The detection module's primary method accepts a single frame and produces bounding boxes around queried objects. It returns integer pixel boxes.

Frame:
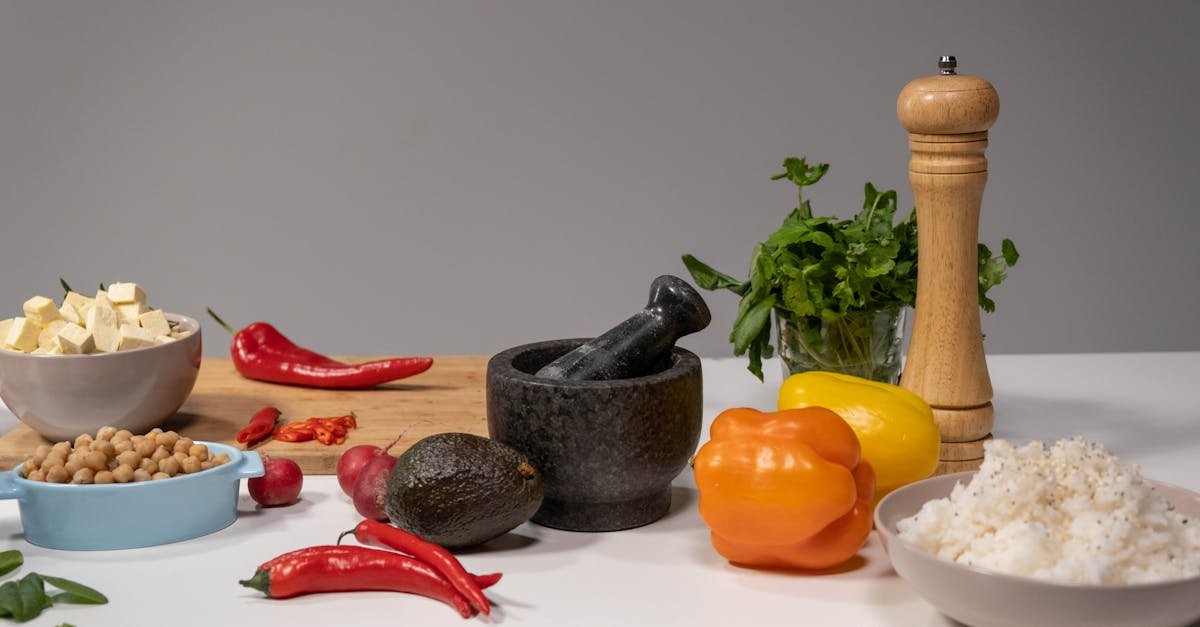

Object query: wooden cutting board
[0,356,490,474]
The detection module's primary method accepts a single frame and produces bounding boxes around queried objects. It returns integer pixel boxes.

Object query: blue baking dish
[0,441,263,550]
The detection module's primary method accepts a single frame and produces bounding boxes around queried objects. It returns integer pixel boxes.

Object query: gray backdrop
[2,1,1197,363]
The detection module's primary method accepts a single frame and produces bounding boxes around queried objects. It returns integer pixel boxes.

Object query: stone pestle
[536,275,711,381]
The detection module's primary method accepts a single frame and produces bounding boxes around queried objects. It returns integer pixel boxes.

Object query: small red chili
[237,406,281,446]
[339,519,491,616]
[240,545,475,618]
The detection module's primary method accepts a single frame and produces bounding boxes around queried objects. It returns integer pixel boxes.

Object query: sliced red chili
[237,406,281,446]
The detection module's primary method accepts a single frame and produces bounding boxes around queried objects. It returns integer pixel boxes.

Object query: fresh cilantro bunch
[683,157,1018,380]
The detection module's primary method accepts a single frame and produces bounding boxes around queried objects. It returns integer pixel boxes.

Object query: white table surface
[2,352,1198,627]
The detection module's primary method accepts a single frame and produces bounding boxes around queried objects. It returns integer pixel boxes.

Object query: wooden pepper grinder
[897,56,999,474]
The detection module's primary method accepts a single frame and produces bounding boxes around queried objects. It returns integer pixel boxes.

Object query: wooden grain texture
[0,357,489,474]
[940,433,992,461]
[933,458,983,476]
[897,65,999,444]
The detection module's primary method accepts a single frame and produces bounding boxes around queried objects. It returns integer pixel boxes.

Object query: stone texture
[487,339,703,532]
[535,275,710,381]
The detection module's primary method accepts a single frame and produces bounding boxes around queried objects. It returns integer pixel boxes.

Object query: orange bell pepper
[693,406,875,570]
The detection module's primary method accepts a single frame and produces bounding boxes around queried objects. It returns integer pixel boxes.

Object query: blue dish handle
[0,472,24,500]
[236,451,265,480]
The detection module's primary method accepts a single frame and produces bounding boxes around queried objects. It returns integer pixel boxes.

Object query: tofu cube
[38,320,68,350]
[115,302,147,326]
[63,291,93,313]
[139,309,171,337]
[59,304,82,325]
[5,318,42,352]
[31,343,63,355]
[22,296,62,327]
[85,305,120,353]
[154,335,175,345]
[118,324,156,351]
[0,320,12,346]
[56,323,95,355]
[107,283,146,305]
[94,290,115,310]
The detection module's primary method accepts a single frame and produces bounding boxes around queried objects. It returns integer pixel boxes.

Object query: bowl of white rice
[874,438,1200,627]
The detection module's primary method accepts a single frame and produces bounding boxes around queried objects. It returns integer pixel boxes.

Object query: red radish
[248,455,304,507]
[352,454,397,520]
[336,434,402,497]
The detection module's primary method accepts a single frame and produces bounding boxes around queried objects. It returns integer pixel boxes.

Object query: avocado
[384,432,543,549]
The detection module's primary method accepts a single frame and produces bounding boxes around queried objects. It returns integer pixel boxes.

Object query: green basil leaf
[0,573,53,622]
[0,550,22,578]
[732,294,776,355]
[680,255,749,296]
[1001,238,1019,266]
[41,575,108,605]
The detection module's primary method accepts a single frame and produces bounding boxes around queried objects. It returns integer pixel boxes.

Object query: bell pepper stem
[206,307,238,336]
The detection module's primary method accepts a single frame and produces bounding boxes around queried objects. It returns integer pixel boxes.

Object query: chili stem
[206,307,238,335]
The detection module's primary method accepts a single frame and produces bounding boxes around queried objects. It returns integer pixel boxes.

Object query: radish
[248,455,303,507]
[336,434,402,497]
[352,454,397,520]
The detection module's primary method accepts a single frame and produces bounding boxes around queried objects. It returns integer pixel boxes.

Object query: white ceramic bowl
[875,472,1200,627]
[0,314,202,441]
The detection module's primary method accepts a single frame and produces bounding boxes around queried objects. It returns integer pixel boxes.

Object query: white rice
[896,437,1200,585]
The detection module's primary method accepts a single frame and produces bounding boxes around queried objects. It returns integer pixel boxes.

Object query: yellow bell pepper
[778,372,939,496]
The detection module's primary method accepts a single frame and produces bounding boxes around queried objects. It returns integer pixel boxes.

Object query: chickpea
[74,433,94,450]
[139,458,159,474]
[212,454,231,465]
[134,439,156,458]
[45,466,70,483]
[112,464,134,483]
[113,429,133,442]
[188,444,209,462]
[32,444,51,465]
[96,425,117,441]
[84,450,108,472]
[43,452,66,468]
[200,461,214,471]
[93,470,115,484]
[21,460,39,477]
[151,445,170,462]
[151,472,171,481]
[113,439,133,455]
[130,434,147,447]
[92,440,115,459]
[173,438,194,455]
[64,459,82,475]
[158,456,181,476]
[157,432,180,451]
[172,452,189,465]
[27,469,45,482]
[116,450,142,469]
[148,427,163,436]
[71,468,95,484]
[52,441,72,455]
[132,468,152,482]
[181,457,201,474]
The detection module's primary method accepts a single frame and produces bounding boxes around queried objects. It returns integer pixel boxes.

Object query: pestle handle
[536,275,711,381]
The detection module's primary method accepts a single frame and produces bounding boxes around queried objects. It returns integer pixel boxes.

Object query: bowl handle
[235,451,265,479]
[0,473,24,500]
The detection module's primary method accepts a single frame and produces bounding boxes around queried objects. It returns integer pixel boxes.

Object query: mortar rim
[487,338,701,389]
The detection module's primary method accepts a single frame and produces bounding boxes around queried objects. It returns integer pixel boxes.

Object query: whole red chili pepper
[240,545,474,618]
[256,547,502,590]
[339,519,490,616]
[236,406,281,446]
[208,309,433,389]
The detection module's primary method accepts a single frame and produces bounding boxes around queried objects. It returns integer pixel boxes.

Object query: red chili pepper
[237,406,281,446]
[207,309,433,389]
[339,519,490,616]
[240,545,474,618]
[272,424,315,443]
[256,548,502,590]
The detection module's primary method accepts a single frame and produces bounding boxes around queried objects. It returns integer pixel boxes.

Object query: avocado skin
[385,432,544,549]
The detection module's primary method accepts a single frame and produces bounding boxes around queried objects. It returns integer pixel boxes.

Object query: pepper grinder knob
[897,57,999,473]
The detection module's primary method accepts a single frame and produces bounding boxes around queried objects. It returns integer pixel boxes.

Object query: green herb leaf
[732,294,776,356]
[0,573,53,622]
[681,255,749,296]
[41,575,108,605]
[1002,238,1020,266]
[0,551,22,578]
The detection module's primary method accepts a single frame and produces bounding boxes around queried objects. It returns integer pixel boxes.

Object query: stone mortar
[487,338,702,532]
